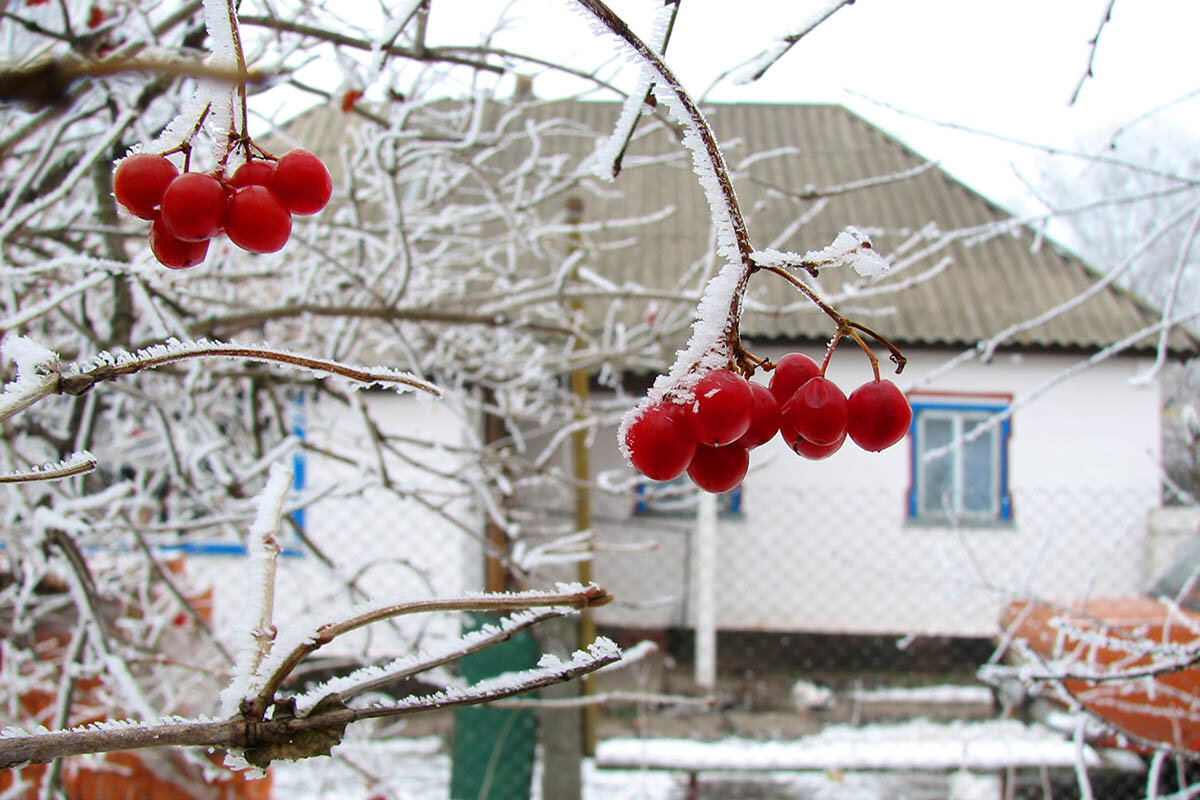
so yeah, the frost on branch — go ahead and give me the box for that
[219,462,292,717]
[0,334,59,424]
[0,451,96,484]
[587,1,676,181]
[751,227,891,279]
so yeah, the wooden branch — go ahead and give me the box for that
[236,15,503,74]
[248,584,613,719]
[0,628,619,771]
[186,304,578,339]
[53,342,441,399]
[0,453,95,483]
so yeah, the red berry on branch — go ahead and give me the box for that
[341,90,363,112]
[781,376,848,446]
[778,416,845,460]
[230,160,275,188]
[625,402,697,482]
[692,369,754,446]
[86,4,105,28]
[160,172,226,241]
[768,352,821,406]
[112,153,178,220]
[149,215,208,269]
[269,149,332,215]
[687,443,749,494]
[734,382,780,450]
[226,186,292,253]
[846,379,912,452]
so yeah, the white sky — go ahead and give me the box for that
[415,0,1200,214]
[258,1,1199,222]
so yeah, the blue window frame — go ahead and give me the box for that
[907,394,1012,523]
[168,391,308,557]
[634,476,742,518]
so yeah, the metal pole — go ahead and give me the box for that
[694,490,718,689]
[565,195,598,757]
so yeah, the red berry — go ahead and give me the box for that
[625,402,697,481]
[781,376,848,446]
[160,173,226,241]
[778,416,844,460]
[269,149,332,215]
[225,186,292,253]
[687,443,749,494]
[768,353,821,406]
[846,379,912,452]
[230,160,275,188]
[149,215,208,269]
[692,370,754,446]
[86,4,105,28]
[113,153,178,220]
[734,382,780,450]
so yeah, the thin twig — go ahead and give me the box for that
[1068,0,1117,106]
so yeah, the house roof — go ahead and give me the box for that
[283,99,1197,356]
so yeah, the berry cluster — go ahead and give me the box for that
[112,149,332,269]
[624,353,912,494]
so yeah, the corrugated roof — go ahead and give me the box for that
[284,100,1197,355]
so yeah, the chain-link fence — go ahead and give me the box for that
[179,475,1198,798]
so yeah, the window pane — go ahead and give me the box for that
[920,416,955,515]
[961,418,996,514]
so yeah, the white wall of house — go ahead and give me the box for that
[187,345,1168,647]
[591,345,1165,638]
[189,389,477,660]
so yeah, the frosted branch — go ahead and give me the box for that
[731,0,856,85]
[246,583,613,719]
[751,227,890,279]
[1068,0,1117,106]
[0,335,60,425]
[59,339,441,397]
[219,463,292,717]
[292,607,575,715]
[0,451,96,484]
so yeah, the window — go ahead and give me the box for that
[907,393,1012,523]
[634,475,742,518]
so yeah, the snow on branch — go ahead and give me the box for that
[0,335,60,425]
[730,0,856,85]
[240,583,613,721]
[356,637,621,717]
[0,451,96,484]
[751,227,891,279]
[219,462,292,717]
[59,338,442,397]
[291,607,575,715]
[587,0,677,181]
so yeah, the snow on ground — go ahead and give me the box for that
[269,740,992,800]
[269,719,1142,799]
[596,719,1139,772]
[848,684,995,705]
[269,737,684,800]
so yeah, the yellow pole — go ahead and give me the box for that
[565,195,597,756]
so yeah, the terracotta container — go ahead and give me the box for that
[1002,596,1200,751]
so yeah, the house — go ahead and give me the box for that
[442,100,1197,640]
[198,99,1197,658]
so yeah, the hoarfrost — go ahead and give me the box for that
[218,463,292,716]
[751,227,890,278]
